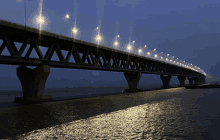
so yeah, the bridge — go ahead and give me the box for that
[0,20,206,102]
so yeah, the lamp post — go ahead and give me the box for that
[24,0,26,27]
[65,14,78,38]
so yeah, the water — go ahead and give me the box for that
[0,84,164,108]
[0,86,220,139]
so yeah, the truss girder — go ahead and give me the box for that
[0,29,202,77]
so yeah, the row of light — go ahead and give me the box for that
[35,13,206,76]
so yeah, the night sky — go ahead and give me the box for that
[0,0,220,90]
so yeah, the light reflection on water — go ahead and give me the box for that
[0,88,220,139]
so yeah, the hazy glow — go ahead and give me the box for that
[36,16,45,24]
[161,57,163,59]
[138,49,142,53]
[167,54,169,56]
[65,14,70,19]
[114,41,119,46]
[170,60,172,62]
[147,52,150,55]
[154,54,157,58]
[127,44,132,50]
[97,27,99,29]
[117,35,120,37]
[177,58,178,60]
[154,49,156,51]
[72,27,78,34]
[133,41,135,43]
[96,35,101,41]
[145,45,147,48]
[166,58,168,61]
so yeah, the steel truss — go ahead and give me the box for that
[0,20,203,78]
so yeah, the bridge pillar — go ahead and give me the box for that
[198,78,202,85]
[14,65,52,103]
[160,75,171,88]
[187,77,194,86]
[177,76,186,87]
[124,72,142,92]
[193,77,199,86]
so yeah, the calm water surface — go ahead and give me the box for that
[0,87,220,139]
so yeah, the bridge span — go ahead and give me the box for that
[0,20,206,102]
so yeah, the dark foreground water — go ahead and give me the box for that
[0,86,220,139]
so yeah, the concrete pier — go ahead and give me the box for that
[187,77,194,86]
[160,75,171,88]
[14,65,52,103]
[124,72,142,92]
[177,76,186,87]
[194,77,199,86]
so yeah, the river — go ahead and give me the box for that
[0,86,219,139]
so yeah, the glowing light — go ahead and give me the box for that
[174,61,176,63]
[167,54,169,56]
[114,41,119,46]
[180,63,182,65]
[133,41,135,43]
[170,60,172,62]
[138,49,142,53]
[154,54,157,58]
[154,49,156,51]
[161,57,163,59]
[96,35,102,42]
[177,58,178,60]
[127,44,132,50]
[97,27,99,29]
[147,52,150,55]
[166,58,168,61]
[65,14,70,19]
[117,35,120,37]
[145,45,147,48]
[36,16,45,24]
[72,27,78,34]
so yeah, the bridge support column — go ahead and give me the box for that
[187,77,194,86]
[177,76,186,87]
[198,78,202,85]
[124,72,142,92]
[14,65,52,103]
[194,77,199,86]
[160,75,171,88]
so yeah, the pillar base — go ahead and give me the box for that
[16,65,50,103]
[14,95,53,103]
[124,72,142,92]
[177,76,186,87]
[160,75,171,88]
[187,77,194,86]
[123,88,143,93]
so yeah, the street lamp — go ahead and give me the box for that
[65,14,79,38]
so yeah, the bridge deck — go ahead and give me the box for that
[0,19,203,78]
